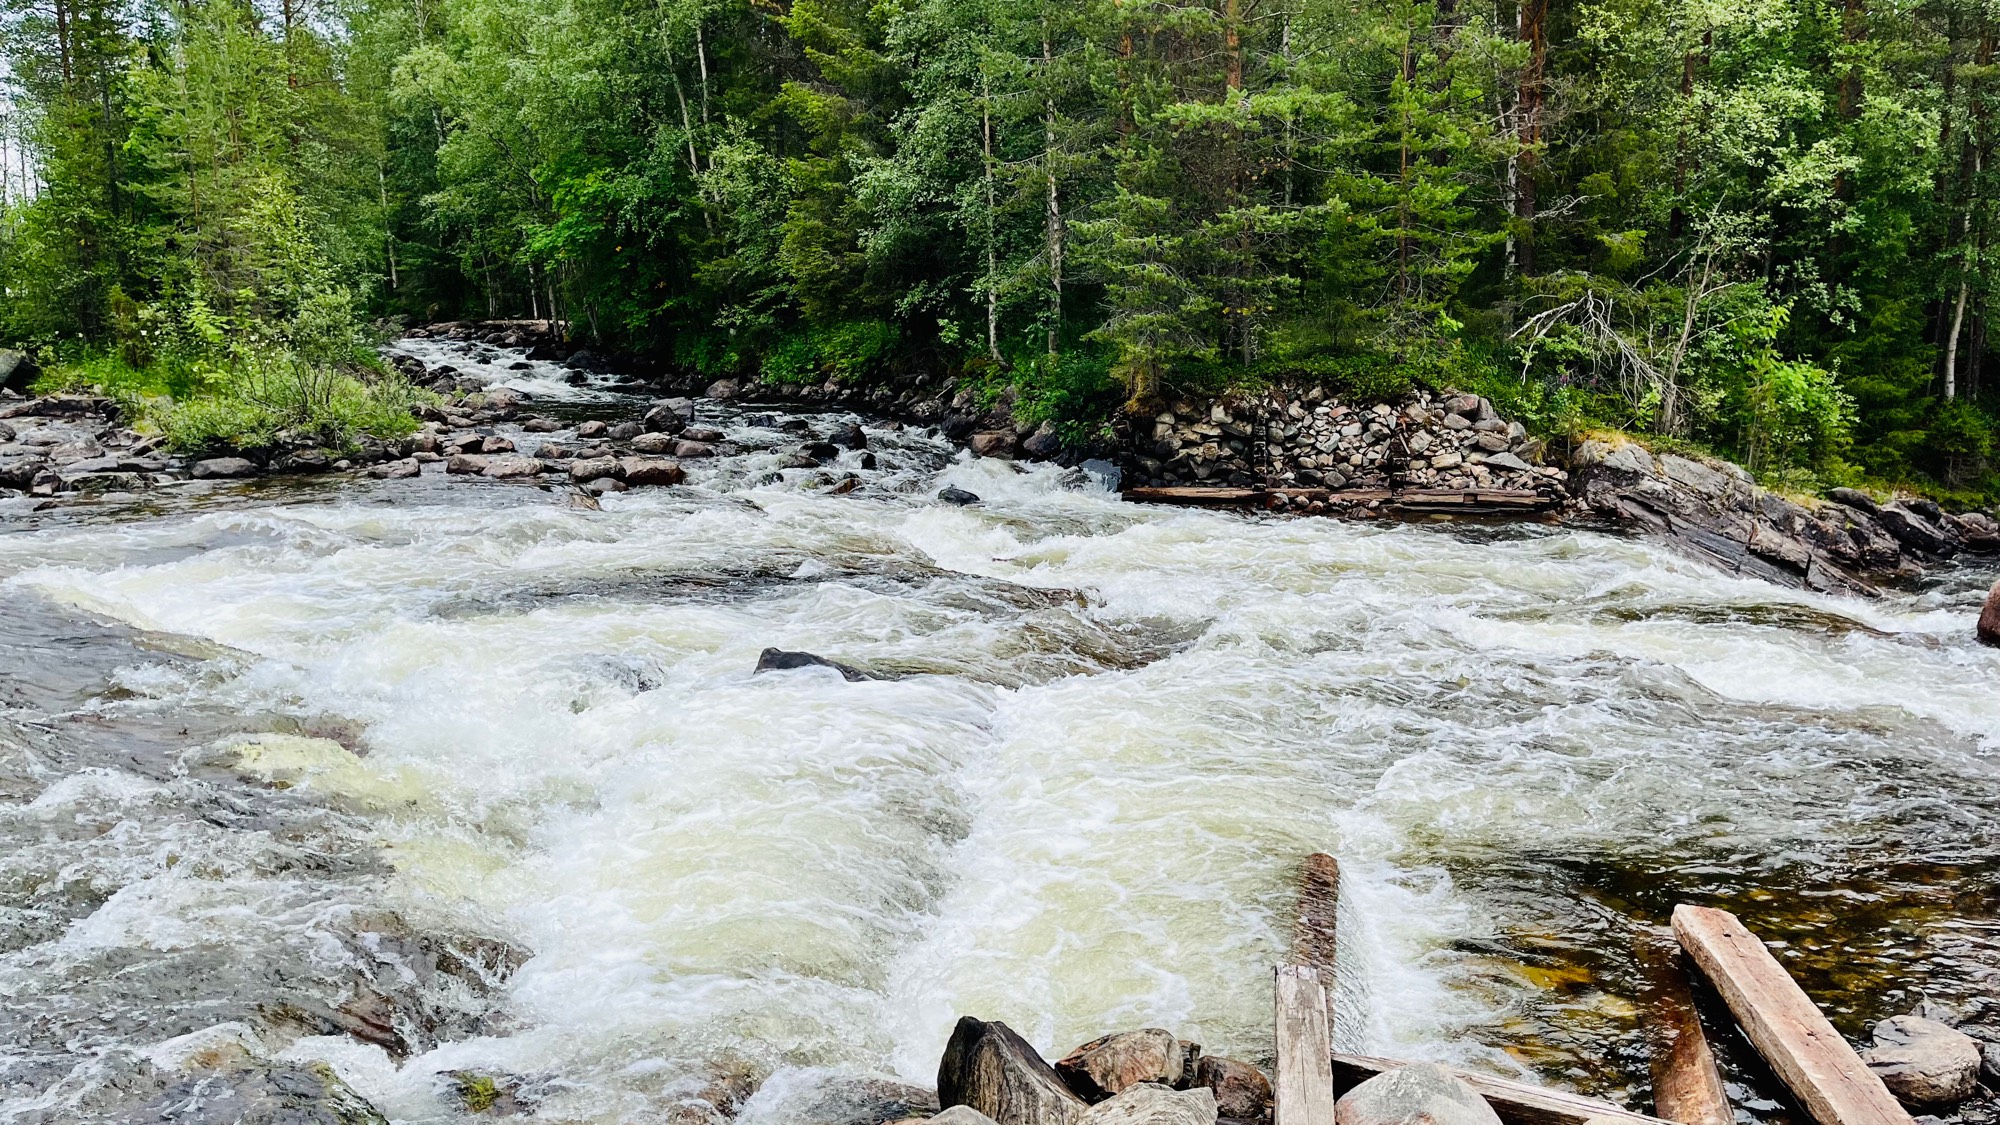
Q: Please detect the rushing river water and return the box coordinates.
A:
[1,341,1997,1124]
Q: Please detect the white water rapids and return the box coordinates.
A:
[1,341,1997,1124]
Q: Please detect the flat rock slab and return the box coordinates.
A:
[1335,1063,1501,1125]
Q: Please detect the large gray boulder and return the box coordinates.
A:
[1084,1084,1217,1125]
[1057,1030,1182,1102]
[1862,1015,1982,1106]
[934,1109,1005,1125]
[1333,1063,1501,1125]
[938,1017,1089,1125]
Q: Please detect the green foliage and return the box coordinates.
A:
[4,0,2000,502]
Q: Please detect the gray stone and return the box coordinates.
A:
[1084,1085,1217,1125]
[630,431,678,454]
[446,453,490,475]
[1079,460,1123,491]
[939,486,980,506]
[608,421,646,441]
[1333,1063,1500,1125]
[569,456,623,483]
[1057,1030,1182,1102]
[705,379,741,400]
[192,457,258,479]
[368,458,421,479]
[481,455,543,478]
[1660,454,1729,498]
[970,431,1017,459]
[1482,452,1531,473]
[755,648,874,681]
[575,420,609,439]
[674,440,717,458]
[1863,1015,1982,1106]
[935,1108,1004,1125]
[1876,505,1961,558]
[939,1017,1088,1125]
[1828,487,1878,513]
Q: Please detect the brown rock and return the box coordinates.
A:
[446,453,490,475]
[970,431,1017,459]
[1191,1058,1270,1121]
[568,456,623,483]
[620,457,686,486]
[1982,580,2000,648]
[939,1017,1088,1125]
[674,440,717,458]
[630,431,678,454]
[1057,1030,1182,1102]
[1084,1085,1217,1125]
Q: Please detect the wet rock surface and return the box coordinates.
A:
[1056,1029,1184,1102]
[1333,1063,1501,1125]
[1568,438,1991,594]
[1866,1016,1984,1106]
[938,1017,1089,1125]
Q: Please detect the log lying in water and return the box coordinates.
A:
[1670,905,1912,1125]
[1293,853,1340,973]
[1636,932,1732,1125]
[1120,486,1557,513]
[1274,965,1335,1125]
[1327,1055,1674,1125]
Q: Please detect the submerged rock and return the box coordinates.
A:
[1057,1030,1182,1102]
[939,1016,1088,1125]
[1865,1015,1983,1105]
[1333,1063,1499,1125]
[754,648,874,682]
[939,486,980,506]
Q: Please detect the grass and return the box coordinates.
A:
[35,347,432,456]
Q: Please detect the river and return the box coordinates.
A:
[1,339,1996,1124]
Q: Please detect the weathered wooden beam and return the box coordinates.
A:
[1294,852,1340,972]
[1671,905,1912,1125]
[1121,487,1266,505]
[1275,965,1336,1125]
[1636,932,1732,1125]
[1328,1054,1675,1125]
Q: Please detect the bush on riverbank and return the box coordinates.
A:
[33,288,430,455]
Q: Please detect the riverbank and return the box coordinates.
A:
[8,323,1996,606]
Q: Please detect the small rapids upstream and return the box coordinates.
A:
[1,340,1997,1124]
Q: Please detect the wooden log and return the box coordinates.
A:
[1121,487,1265,505]
[1670,905,1912,1125]
[1294,853,1340,972]
[1635,933,1732,1125]
[1328,1054,1674,1125]
[1275,964,1335,1125]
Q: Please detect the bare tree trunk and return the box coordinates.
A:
[982,70,1000,361]
[379,164,399,289]
[1946,275,1969,399]
[696,22,712,124]
[1043,29,1062,357]
[1515,0,1548,276]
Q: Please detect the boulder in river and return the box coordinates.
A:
[644,404,689,434]
[1864,1015,1983,1105]
[1085,1085,1217,1125]
[754,647,874,682]
[576,420,609,439]
[1190,1057,1270,1121]
[1057,1030,1182,1102]
[1981,580,2000,648]
[933,1108,1004,1125]
[970,431,1017,459]
[938,1016,1088,1125]
[569,456,623,483]
[192,456,258,479]
[481,455,543,478]
[630,431,678,454]
[705,379,740,400]
[939,486,980,506]
[447,453,491,475]
[619,457,686,486]
[1333,1063,1499,1125]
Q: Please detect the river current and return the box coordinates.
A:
[1,340,1996,1124]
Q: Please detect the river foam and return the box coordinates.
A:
[1,351,1996,1123]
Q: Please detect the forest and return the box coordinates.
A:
[2,0,1997,498]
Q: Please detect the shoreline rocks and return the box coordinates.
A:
[1863,1015,1984,1106]
[1981,581,2000,647]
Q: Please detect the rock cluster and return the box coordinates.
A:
[1123,387,1566,500]
[1572,438,1998,595]
[933,1019,1270,1125]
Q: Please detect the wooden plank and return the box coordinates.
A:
[1636,932,1732,1125]
[1329,1054,1674,1125]
[1275,964,1336,1125]
[1671,905,1911,1125]
[1121,487,1265,505]
[1294,852,1340,972]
